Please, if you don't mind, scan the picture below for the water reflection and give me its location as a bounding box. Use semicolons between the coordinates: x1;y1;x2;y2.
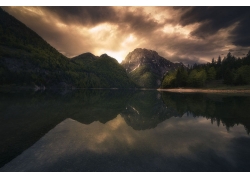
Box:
161;92;250;134
0;89;134;167
121;91;181;130
0;90;250;171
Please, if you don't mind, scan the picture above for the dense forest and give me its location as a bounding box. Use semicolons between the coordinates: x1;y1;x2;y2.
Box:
161;92;250;134
161;51;250;88
0;8;135;89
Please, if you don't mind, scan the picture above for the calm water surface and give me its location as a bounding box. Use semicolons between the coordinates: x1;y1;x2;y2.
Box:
0;89;250;171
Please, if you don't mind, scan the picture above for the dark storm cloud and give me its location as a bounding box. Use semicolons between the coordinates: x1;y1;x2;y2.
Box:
42;6;161;34
231;17;250;46
2;6;250;64
119;7;162;35
42;6;118;26
1;6;97;57
25;6;163;56
227;47;250;57
1;6;163;59
178;7;250;46
140;28;231;65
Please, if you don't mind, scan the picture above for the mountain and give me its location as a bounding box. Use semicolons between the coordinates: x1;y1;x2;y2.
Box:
71;52;99;65
0;8;73;88
0;8;135;89
121;48;184;88
71;53;136;88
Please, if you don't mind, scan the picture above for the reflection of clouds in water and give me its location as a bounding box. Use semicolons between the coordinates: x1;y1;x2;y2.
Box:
1;114;249;172
78;114;248;161
1;90;250;171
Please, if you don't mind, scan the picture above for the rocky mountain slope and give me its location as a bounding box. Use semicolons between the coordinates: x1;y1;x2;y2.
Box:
121;48;184;88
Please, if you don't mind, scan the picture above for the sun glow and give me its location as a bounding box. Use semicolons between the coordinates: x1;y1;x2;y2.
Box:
162;24;191;37
97;50;127;63
89;23;118;40
121;34;136;47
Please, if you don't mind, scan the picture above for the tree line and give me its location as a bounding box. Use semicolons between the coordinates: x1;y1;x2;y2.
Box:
161;51;250;88
161;92;250;134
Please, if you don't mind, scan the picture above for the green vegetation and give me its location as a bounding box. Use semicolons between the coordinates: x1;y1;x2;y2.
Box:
0;8;135;89
161;92;250;134
161;51;250;88
71;54;136;88
128;65;159;88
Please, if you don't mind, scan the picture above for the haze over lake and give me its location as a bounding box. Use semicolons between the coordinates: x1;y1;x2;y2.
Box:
1;90;250;172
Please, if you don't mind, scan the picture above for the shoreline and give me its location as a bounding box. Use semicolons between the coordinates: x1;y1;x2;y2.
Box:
157;88;250;93
1;84;250;93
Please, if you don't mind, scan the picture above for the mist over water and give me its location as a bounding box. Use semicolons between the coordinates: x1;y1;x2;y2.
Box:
1;89;250;171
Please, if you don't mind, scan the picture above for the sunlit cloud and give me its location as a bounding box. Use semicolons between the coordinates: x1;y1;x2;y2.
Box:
2;6;250;64
1;114;248;171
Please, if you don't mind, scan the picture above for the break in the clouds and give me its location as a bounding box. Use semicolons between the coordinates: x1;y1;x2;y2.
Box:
2;6;250;64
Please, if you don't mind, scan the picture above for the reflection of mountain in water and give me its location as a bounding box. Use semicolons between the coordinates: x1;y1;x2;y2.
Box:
121;91;182;130
1;89;250;169
0;89;134;168
161;92;250;134
67;90;134;124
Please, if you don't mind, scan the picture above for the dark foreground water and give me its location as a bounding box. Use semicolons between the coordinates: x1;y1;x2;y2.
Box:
1;89;250;172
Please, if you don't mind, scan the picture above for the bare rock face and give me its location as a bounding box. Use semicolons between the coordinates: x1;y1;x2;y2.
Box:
121;48;184;88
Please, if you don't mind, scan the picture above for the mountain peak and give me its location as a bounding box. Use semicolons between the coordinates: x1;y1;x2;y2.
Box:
71;52;98;65
132;48;158;54
123;48;159;64
121;48;184;88
73;52;97;59
100;53;109;58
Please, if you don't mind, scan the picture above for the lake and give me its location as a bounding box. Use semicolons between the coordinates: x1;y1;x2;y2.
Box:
1;89;250;172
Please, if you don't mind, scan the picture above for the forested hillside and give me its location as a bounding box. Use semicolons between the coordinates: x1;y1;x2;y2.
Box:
70;53;136;88
161;51;250;88
0;8;135;89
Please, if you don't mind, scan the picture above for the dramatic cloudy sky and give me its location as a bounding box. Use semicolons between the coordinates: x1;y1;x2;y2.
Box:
2;6;250;64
